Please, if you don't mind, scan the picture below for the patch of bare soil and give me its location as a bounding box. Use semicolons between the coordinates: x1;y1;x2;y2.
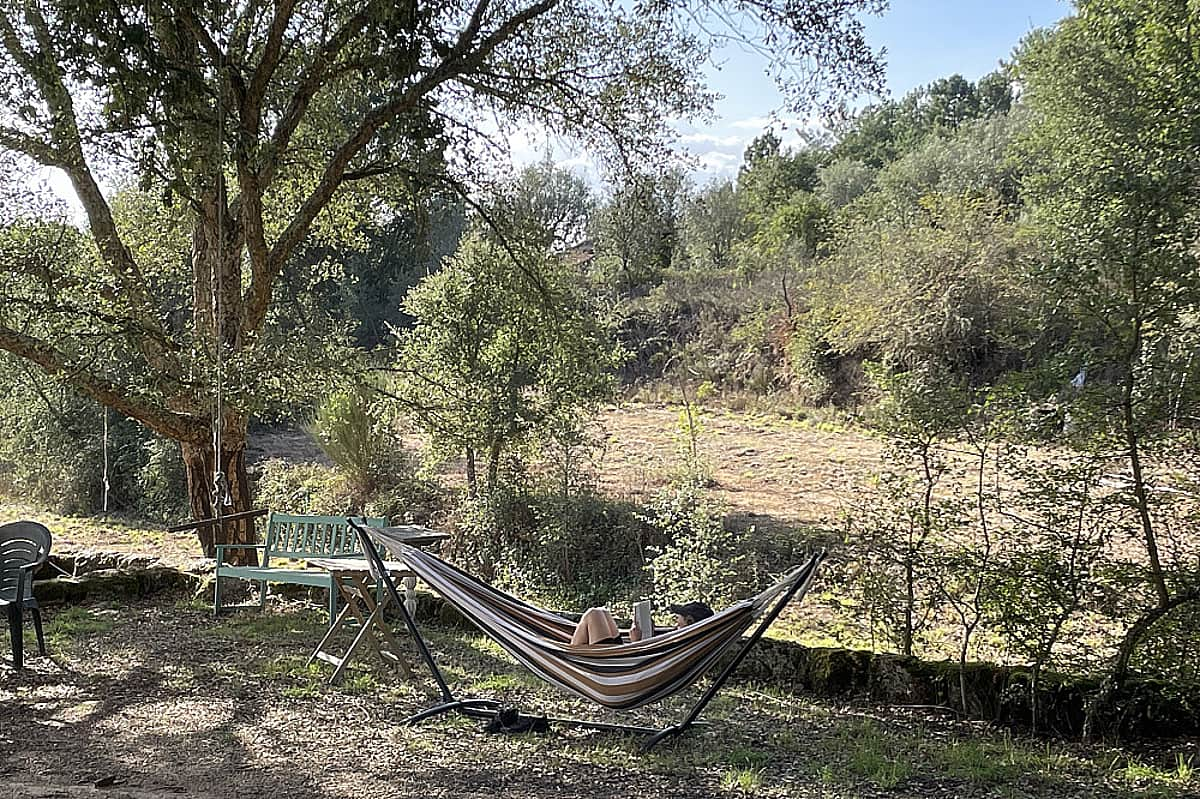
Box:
3;599;1191;799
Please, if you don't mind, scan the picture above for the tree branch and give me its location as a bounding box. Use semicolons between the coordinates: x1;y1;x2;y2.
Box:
0;324;207;442
9;5;184;382
245;0;299;131
242;0;558;335
258;2;380;187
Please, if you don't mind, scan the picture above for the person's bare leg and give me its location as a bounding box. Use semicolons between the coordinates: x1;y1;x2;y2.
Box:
600;609;619;640
571;607;619;645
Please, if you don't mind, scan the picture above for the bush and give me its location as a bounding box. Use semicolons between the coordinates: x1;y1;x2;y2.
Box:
252;456;443;523
309;389;388;499
445;485;650;607
642;482;755;610
135;436;190;522
253;460;351;516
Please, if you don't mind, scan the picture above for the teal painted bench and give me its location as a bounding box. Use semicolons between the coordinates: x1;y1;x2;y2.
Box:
213;513;388;623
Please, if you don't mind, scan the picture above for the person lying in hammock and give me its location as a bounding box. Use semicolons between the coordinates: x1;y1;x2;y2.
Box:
569;601;715;646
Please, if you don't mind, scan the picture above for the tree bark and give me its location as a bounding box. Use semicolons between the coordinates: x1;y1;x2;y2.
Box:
181;418;258;565
186;184;253;560
465;447;478;499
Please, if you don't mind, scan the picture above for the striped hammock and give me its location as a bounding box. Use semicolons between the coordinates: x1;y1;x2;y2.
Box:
368;530;824;710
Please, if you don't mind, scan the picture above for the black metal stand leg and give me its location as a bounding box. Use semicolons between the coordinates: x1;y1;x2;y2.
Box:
6;603;23;670
642;553;825;752
641;724;684;751
352;521;455;703
403;698;501;726
31;607;46;655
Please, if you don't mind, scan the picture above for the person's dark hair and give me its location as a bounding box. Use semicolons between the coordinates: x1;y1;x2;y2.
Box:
669;601;715;623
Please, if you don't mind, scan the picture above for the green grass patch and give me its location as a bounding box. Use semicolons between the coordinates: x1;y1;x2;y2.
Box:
467;673;527;693
251;653;378;698
723;746;772;769
829;718;914;789
45;607;115;647
1118;753;1197;794
203;611;325;642
931;737;1027;783
719;766;765;794
255;655;325;699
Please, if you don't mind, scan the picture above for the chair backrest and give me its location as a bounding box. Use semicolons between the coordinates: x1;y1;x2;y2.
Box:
263;514;388;561
0;521;52;604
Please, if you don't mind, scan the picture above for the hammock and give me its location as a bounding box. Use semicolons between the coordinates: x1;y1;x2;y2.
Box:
353;521;824;748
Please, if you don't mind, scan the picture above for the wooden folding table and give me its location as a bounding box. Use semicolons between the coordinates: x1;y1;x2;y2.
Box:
305;526;448;683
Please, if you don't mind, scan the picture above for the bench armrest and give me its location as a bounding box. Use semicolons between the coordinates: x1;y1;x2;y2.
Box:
214;543;267;566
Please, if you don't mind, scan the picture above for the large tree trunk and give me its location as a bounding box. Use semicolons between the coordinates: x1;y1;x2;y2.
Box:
187;182;256;563
181;415;258;565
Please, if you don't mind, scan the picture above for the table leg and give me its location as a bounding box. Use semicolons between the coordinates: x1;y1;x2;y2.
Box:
340;574;413;680
307;576;359;668
357;575;413;678
326;576;376;683
402;575;418;618
307;567;417;684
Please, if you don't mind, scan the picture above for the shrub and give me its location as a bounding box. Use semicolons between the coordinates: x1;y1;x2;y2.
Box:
0;364;187;519
445;485;649;607
642;482;754;610
251;455;442;523
135;436;189;522
253;460;351;516
309;389;387;498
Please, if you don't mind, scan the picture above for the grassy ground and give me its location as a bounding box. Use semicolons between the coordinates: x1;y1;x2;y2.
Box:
0;502;202;567
2;598;1197;799
593;403;881;532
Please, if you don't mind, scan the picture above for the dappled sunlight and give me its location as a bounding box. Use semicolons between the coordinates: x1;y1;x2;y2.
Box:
1;597;1196;797
97;697;236;737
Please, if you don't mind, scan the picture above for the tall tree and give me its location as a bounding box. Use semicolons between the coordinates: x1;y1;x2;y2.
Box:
489;156;593;256
393;231;619;498
593;168;687;295
0;0;883;556
1018;0;1200;696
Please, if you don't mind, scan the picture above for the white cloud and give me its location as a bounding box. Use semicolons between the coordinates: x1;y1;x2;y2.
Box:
677;132;750;148
689;150;742;181
728;114;824;133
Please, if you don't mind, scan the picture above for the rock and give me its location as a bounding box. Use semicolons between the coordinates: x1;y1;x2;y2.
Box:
37;549;161;578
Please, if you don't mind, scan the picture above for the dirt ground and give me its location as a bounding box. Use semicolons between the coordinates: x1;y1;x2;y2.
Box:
3;598;1195;799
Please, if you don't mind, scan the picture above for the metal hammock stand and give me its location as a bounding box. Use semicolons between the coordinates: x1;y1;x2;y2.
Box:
351;519;824;751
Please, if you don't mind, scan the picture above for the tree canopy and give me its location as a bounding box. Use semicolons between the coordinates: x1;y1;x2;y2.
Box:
0;0;884;551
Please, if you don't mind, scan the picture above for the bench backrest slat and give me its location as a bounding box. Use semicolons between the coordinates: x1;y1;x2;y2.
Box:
263;514;387;561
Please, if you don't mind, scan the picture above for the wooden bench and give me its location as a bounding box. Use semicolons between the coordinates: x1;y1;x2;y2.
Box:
213;513;389;624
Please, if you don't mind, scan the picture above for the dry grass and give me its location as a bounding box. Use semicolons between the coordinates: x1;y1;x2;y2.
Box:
592;403;885;533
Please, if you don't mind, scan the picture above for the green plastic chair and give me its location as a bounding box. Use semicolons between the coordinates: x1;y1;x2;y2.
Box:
0;520;51;669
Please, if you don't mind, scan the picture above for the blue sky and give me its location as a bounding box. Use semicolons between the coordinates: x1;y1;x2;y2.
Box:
671;0;1072;179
